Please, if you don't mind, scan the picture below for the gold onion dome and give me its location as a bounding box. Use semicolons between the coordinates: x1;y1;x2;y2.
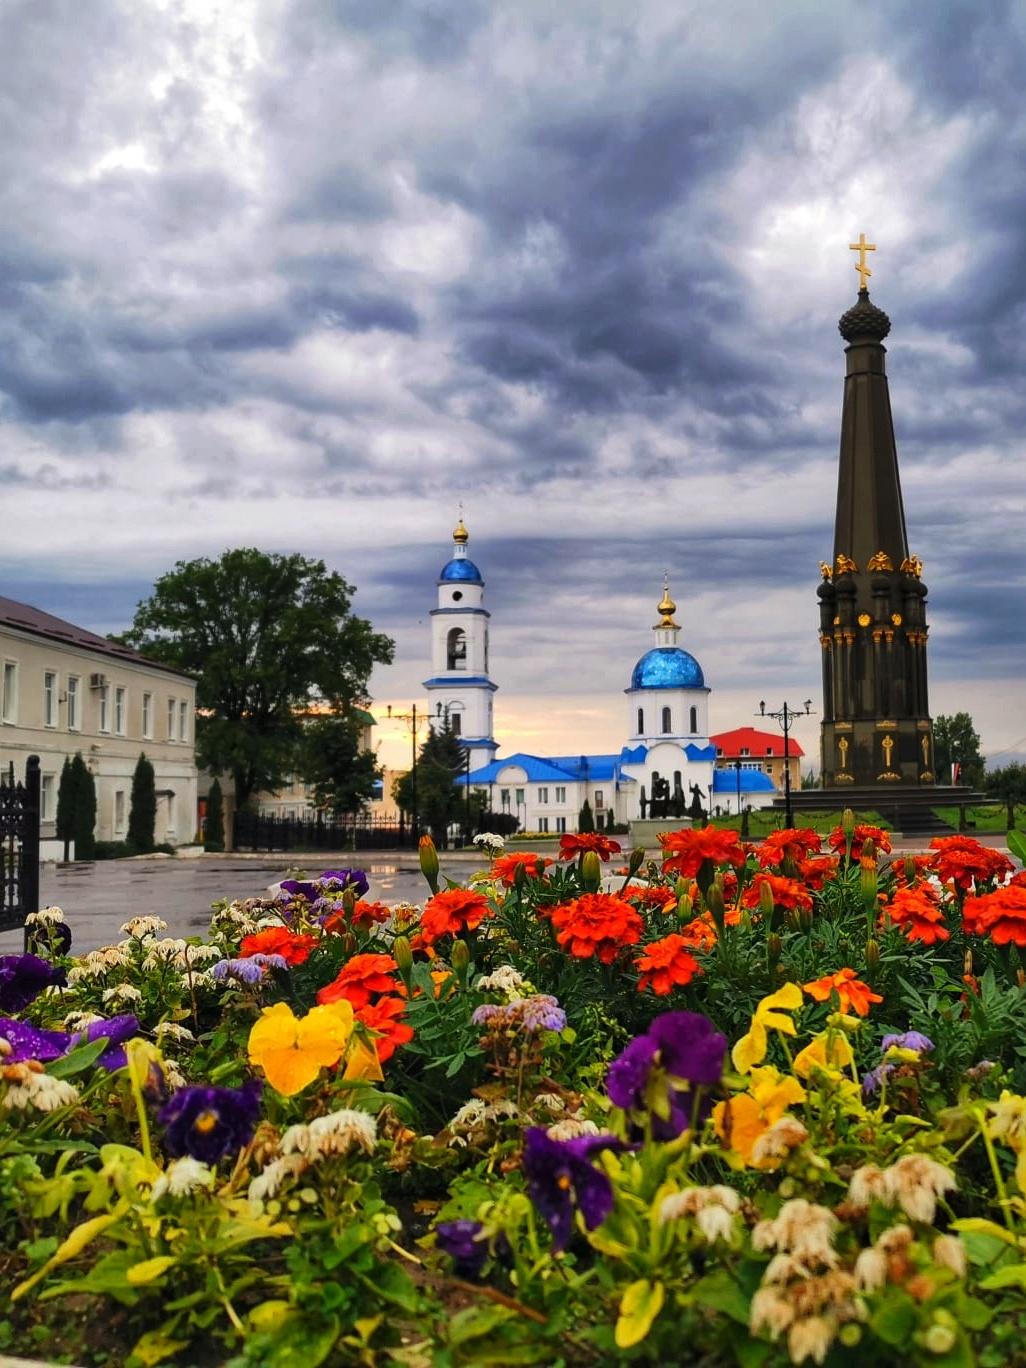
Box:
452;517;469;544
655;581;679;628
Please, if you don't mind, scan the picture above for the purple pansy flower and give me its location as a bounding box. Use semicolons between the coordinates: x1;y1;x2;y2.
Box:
279;879;321;903
75;1014;141;1071
158;1079;262;1164
607;1011;726;1140
522;1128;629;1252
0;1017;71;1064
319;869;370;898
0;954;66;1013
435;1220;490;1278
881;1031;934;1054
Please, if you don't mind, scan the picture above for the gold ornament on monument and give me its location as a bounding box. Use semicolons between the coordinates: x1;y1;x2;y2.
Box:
819;561;833;580
899;554;923;577
867;551;894;571
834;553;858;575
857;613;871;627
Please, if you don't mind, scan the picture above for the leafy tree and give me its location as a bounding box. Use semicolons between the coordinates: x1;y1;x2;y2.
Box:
70;753;96;861
204;778;225;852
934;713;985;788
393;722;467;846
801;769;820;790
985;763;1026;831
127;753;156;854
117;549;394;808
55;758;76;862
299;715;380;815
476;810;519;837
578;799;595;833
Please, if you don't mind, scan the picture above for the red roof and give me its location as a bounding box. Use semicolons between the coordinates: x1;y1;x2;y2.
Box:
710;726;805;759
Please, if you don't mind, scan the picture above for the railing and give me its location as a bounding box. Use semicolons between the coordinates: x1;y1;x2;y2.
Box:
233;811;417;852
0;755;41;935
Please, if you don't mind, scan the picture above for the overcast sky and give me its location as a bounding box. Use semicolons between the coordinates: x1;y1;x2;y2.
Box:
2;0;1024;771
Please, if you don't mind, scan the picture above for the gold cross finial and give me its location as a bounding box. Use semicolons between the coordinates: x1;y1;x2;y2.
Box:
849;232;876;290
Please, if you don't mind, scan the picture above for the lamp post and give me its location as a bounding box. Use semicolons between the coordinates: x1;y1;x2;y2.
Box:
733;758;743;818
433;701;472;846
386;703;427;842
758;698;814;829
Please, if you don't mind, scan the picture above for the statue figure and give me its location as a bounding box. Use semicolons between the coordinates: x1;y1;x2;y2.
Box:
672;773;685;817
688;783;707;822
651;774;671;819
818;561;833;581
639;785;648;820
834;553;858;576
899;555;924;577
867;551;894;572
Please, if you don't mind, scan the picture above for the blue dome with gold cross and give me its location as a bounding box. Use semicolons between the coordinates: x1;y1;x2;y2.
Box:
631;646;705;690
439;516;484;583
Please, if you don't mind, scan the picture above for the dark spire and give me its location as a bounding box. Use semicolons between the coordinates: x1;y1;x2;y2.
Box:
838;287;891;343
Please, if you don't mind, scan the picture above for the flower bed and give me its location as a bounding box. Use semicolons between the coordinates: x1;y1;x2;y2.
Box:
2;823;1026;1366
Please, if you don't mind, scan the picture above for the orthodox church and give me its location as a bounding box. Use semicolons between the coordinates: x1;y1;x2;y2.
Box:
423;520;775;832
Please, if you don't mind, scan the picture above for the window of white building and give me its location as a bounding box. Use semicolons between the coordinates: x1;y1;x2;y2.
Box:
178;700;188;742
167;698;176;740
594;790;604;809
67;676;80;731
114;789;126;835
661;705;671;733
515;788;525;806
98;685;110;733
637;707;644;733
500;787;510;807
446;627;467;670
538;817;549;833
142;692;153;739
115;687;127;736
556;816;566;833
537;787;548;804
43;671;58;727
166;792;176;835
41;773;55;821
2;662;17;723
555;786;566;803
690;706;698;733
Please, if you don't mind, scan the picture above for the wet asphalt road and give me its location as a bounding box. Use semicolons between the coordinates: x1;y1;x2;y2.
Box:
0;854;437;954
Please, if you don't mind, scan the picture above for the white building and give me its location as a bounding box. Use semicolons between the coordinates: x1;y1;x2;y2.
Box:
0;595;198;850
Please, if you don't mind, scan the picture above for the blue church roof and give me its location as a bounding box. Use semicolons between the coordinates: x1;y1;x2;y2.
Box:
459;751;636;787
439;557;483;584
630;646;705;690
711;769;776;794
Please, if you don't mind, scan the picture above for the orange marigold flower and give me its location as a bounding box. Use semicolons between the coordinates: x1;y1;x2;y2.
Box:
558;832;622;862
930;836;1014;892
491;852;553;885
239;926;318;966
357;995;414;1062
803;967;882;1017
634;934;702;995
659;827;746;879
550;893;643;964
756;827;822;868
322;899;392;935
1009;871;1026;891
827;824;892;859
628;885;679;914
884;886;950;946
677;914;718;952
891;854;935;887
962;885;1026;946
420;888;493;942
797;855;840;890
316;952;401;1010
741;873;813;915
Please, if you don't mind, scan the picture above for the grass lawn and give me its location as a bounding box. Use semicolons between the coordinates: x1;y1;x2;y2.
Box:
708;808;891;836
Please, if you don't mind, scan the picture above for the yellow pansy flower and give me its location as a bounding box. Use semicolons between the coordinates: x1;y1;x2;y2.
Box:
731;983;803;1074
713;1065;806;1167
793;1030;854;1080
247;1000;355;1096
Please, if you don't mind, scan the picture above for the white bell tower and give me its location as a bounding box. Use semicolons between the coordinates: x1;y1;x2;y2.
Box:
423;516;498;771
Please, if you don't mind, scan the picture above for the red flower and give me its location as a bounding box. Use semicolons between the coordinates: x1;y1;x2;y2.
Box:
1009;871;1026;891
930;836;1014;893
628;885;679;914
357;996;414;1062
741;873;813;915
238;926;318;966
659;827;746;879
558;833;623;862
756;828;822;868
797;855;840;890
891;854;935;887
962;885;1026;945
677;914;718;952
634;934;702;995
803;967;882;1017
316;952;401;1009
322;900;392;935
827;824;892;859
420;889;493;942
550;893;643;964
491;852;553;885
884;886;950;946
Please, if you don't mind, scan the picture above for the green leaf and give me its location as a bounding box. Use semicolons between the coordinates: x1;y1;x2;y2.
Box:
1007;830;1026;864
126;1255;177;1285
447;1304;515;1346
980;1263;1026;1291
615;1278;665;1350
261;1314;341;1368
127;1328;190;1367
48;1036;109;1078
689;1268;753;1325
869;1290;916;1347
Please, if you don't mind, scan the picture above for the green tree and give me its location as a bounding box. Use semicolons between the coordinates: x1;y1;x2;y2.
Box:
70;753;96;861
204;778;225;852
985;763;1026;832
127;753;156;854
393;723;466;846
55;757;76;862
117;549;394;808
578;799;595;833
933;713;985;788
299;714;381;814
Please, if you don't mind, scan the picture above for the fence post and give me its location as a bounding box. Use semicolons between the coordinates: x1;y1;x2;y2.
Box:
21;756;41;949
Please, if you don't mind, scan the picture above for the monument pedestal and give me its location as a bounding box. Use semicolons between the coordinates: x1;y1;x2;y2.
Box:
629;816;692;851
782;786;987;836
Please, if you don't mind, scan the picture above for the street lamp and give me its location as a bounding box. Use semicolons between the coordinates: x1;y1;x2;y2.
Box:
733;758;743;817
433;701;473;845
757;699;814;829
386;703;427;841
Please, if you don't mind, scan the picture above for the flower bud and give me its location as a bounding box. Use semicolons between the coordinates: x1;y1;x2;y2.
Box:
451;938;470;974
339;930;357;957
922;1324;956;1355
786;908;802;933
392;934;413;975
628;847;646;876
842;807;856;835
342;886;358;914
862;838;876;862
838;1325;862;1349
767;933;782;965
759;878;775;920
419;835;440;893
705;882;726;935
580;850;602;893
675;877;690;900
904;855;918;884
676;892;693;921
865;937;880;969
798;905;813;932
860;862;878;909
513;859;529;891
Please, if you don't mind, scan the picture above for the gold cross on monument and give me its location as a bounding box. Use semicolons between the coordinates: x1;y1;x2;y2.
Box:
849;232;876;289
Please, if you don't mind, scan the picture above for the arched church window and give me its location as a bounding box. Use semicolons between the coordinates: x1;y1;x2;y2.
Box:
450;711;461;736
689;705;698;733
661;706;671;734
637;707;644;734
447;627;467;670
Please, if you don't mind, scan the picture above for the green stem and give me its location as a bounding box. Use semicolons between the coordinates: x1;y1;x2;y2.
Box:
975;1106;1015;1232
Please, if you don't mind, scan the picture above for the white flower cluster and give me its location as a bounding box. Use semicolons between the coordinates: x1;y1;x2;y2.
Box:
446;1097;520;1147
63;1010;104;1030
25;906;66;927
103;984;143;1006
2;1065;80;1113
151;1157;215;1201
67;945;132;981
546;1117;600;1141
475;964;527;999
659;1185;741;1243
473;832;506;855
209;901;262;937
751;1115;809;1166
280;1108;377;1160
120;915;168;939
848;1153;957;1223
155;1021;195;1045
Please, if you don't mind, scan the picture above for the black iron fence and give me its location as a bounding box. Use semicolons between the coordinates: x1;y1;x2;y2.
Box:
233;811;417;853
0;755;41;935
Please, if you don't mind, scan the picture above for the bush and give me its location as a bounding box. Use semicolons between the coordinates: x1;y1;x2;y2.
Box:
127;753;156;854
204;777;225;851
92;840;132;860
578;798;595;832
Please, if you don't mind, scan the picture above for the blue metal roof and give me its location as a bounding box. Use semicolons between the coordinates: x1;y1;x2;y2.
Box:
546;754;623;781
439;558;483;584
459;751;636;787
630;646;705;690
422;675;498;691
711;769;776;794
619;744;648;764
684;742;717;762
